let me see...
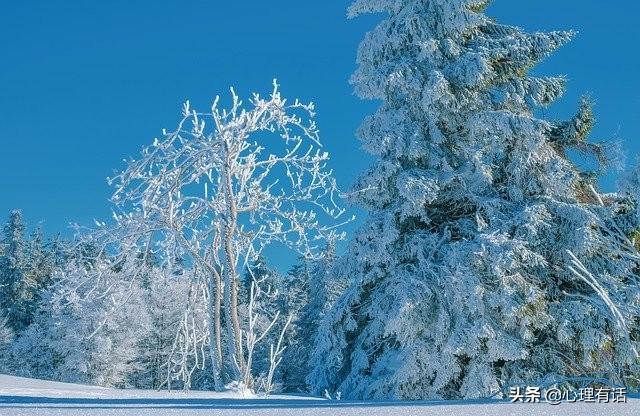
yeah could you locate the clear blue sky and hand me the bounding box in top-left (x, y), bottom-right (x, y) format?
top-left (1, 1), bottom-right (639, 267)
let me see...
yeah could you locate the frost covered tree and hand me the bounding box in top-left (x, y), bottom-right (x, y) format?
top-left (310, 0), bottom-right (640, 400)
top-left (238, 256), bottom-right (283, 378)
top-left (23, 227), bottom-right (55, 316)
top-left (0, 211), bottom-right (56, 334)
top-left (160, 270), bottom-right (213, 391)
top-left (106, 81), bottom-right (346, 390)
top-left (280, 242), bottom-right (347, 391)
top-left (0, 318), bottom-right (13, 373)
top-left (301, 241), bottom-right (347, 332)
top-left (12, 256), bottom-right (151, 387)
top-left (620, 158), bottom-right (640, 229)
top-left (617, 160), bottom-right (640, 360)
top-left (133, 266), bottom-right (191, 389)
top-left (272, 257), bottom-right (310, 390)
top-left (0, 210), bottom-right (27, 332)
top-left (240, 256), bottom-right (279, 307)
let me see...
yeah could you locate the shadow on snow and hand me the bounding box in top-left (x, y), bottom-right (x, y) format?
top-left (0, 395), bottom-right (508, 410)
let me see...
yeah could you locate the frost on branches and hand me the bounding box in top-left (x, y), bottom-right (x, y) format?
top-left (11, 256), bottom-right (151, 388)
top-left (309, 0), bottom-right (640, 400)
top-left (105, 81), bottom-right (346, 392)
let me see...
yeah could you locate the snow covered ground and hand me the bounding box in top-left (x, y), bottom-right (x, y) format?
top-left (0, 375), bottom-right (639, 416)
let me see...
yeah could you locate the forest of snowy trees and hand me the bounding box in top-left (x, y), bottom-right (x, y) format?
top-left (0, 209), bottom-right (342, 392)
top-left (2, 0), bottom-right (640, 400)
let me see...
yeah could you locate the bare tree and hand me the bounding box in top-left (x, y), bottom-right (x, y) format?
top-left (106, 80), bottom-right (347, 389)
top-left (261, 314), bottom-right (292, 396)
top-left (241, 276), bottom-right (279, 390)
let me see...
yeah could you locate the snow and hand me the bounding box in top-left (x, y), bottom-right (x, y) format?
top-left (309, 0), bottom-right (640, 401)
top-left (1, 375), bottom-right (639, 416)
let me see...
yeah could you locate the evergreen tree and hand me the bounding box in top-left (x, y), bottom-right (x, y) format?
top-left (0, 210), bottom-right (28, 332)
top-left (133, 266), bottom-right (191, 389)
top-left (618, 160), bottom-right (640, 360)
top-left (13, 257), bottom-right (151, 387)
top-left (278, 257), bottom-right (311, 390)
top-left (240, 256), bottom-right (275, 305)
top-left (23, 227), bottom-right (55, 321)
top-left (280, 257), bottom-right (311, 324)
top-left (0, 212), bottom-right (57, 333)
top-left (310, 0), bottom-right (640, 400)
top-left (0, 317), bottom-right (13, 373)
top-left (282, 243), bottom-right (346, 392)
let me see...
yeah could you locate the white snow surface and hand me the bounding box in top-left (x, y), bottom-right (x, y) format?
top-left (0, 374), bottom-right (638, 415)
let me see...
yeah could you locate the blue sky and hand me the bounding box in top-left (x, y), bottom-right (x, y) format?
top-left (1, 1), bottom-right (639, 267)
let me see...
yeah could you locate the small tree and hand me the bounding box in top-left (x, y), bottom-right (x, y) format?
top-left (0, 212), bottom-right (56, 334)
top-left (0, 317), bottom-right (13, 373)
top-left (239, 257), bottom-right (282, 378)
top-left (106, 81), bottom-right (347, 390)
top-left (13, 256), bottom-right (151, 387)
top-left (0, 210), bottom-right (27, 332)
top-left (283, 241), bottom-right (346, 391)
top-left (134, 266), bottom-right (191, 389)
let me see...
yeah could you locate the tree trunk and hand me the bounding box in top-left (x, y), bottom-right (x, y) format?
top-left (221, 151), bottom-right (246, 381)
top-left (207, 271), bottom-right (224, 391)
top-left (222, 221), bottom-right (245, 379)
top-left (214, 270), bottom-right (223, 371)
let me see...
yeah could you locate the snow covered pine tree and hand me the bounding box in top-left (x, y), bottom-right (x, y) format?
top-left (0, 210), bottom-right (28, 333)
top-left (12, 256), bottom-right (151, 387)
top-left (0, 210), bottom-right (54, 334)
top-left (309, 0), bottom-right (640, 400)
top-left (282, 242), bottom-right (347, 391)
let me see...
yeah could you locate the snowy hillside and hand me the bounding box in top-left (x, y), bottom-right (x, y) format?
top-left (1, 375), bottom-right (639, 416)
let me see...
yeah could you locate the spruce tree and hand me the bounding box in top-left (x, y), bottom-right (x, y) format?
top-left (278, 257), bottom-right (312, 390)
top-left (23, 227), bottom-right (55, 322)
top-left (283, 243), bottom-right (347, 392)
top-left (309, 0), bottom-right (640, 400)
top-left (0, 212), bottom-right (56, 332)
top-left (134, 266), bottom-right (190, 389)
top-left (0, 210), bottom-right (27, 332)
top-left (13, 257), bottom-right (151, 387)
top-left (0, 317), bottom-right (13, 373)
